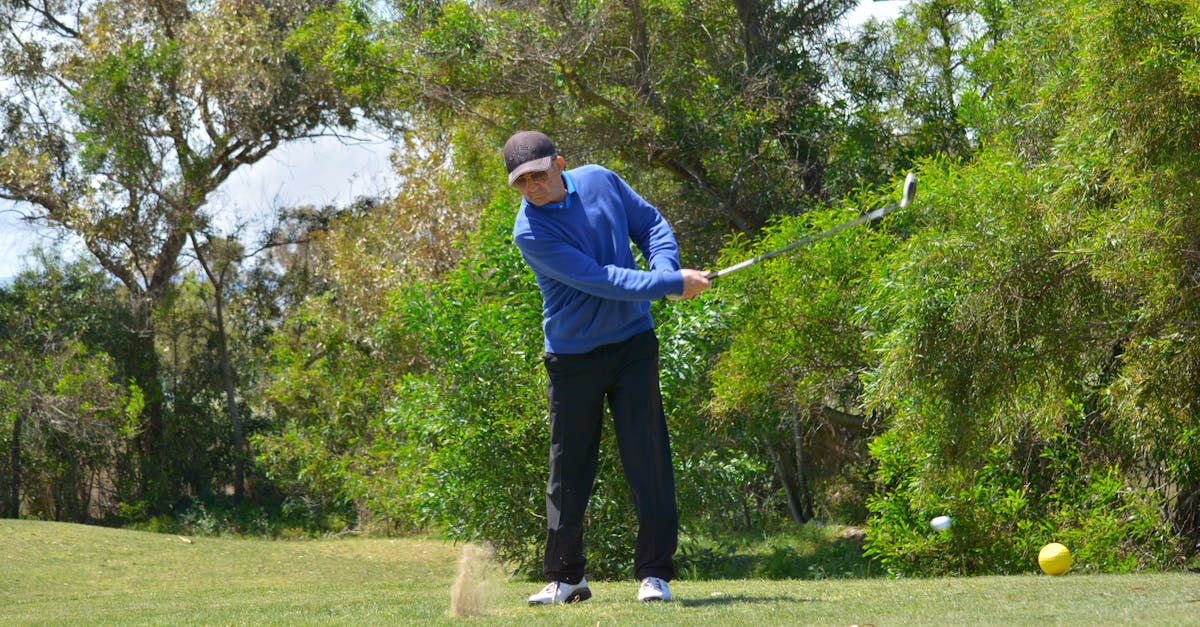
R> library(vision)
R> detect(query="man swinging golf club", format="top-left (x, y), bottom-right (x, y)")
top-left (505, 130), bottom-right (711, 605)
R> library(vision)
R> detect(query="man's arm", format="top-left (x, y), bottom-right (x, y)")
top-left (516, 231), bottom-right (684, 301)
top-left (612, 171), bottom-right (711, 299)
top-left (610, 171), bottom-right (682, 273)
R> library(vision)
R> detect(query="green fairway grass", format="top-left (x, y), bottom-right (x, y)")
top-left (1, 519), bottom-right (1196, 625)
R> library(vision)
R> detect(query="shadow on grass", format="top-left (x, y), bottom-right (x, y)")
top-left (678, 594), bottom-right (821, 608)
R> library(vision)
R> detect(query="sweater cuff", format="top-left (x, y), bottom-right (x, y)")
top-left (660, 269), bottom-right (684, 298)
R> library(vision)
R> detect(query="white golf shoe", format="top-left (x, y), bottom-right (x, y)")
top-left (637, 576), bottom-right (671, 602)
top-left (528, 578), bottom-right (592, 605)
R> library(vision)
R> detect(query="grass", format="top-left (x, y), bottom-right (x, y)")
top-left (2, 519), bottom-right (1198, 625)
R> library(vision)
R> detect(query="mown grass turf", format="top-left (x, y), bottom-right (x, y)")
top-left (2, 520), bottom-right (1197, 625)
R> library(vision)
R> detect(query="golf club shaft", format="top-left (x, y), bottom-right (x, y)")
top-left (708, 172), bottom-right (916, 280)
top-left (709, 202), bottom-right (896, 279)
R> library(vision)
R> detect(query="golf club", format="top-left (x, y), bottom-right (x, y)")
top-left (708, 171), bottom-right (917, 279)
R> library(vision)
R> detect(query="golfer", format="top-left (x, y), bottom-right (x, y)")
top-left (505, 131), bottom-right (710, 605)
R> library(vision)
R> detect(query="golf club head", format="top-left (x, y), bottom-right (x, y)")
top-left (900, 172), bottom-right (917, 208)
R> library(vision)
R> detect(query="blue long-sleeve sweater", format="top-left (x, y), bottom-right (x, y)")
top-left (513, 164), bottom-right (684, 354)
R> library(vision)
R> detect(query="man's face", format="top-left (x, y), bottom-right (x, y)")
top-left (513, 156), bottom-right (567, 206)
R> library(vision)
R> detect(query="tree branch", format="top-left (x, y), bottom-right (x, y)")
top-left (29, 0), bottom-right (81, 39)
top-left (820, 405), bottom-right (868, 430)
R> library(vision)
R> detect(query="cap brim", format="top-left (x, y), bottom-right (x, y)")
top-left (507, 156), bottom-right (554, 186)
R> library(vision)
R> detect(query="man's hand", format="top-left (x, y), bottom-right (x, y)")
top-left (678, 268), bottom-right (712, 300)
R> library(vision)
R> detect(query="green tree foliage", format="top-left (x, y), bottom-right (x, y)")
top-left (0, 255), bottom-right (142, 520)
top-left (0, 0), bottom-right (357, 510)
top-left (707, 187), bottom-right (903, 526)
top-left (254, 289), bottom-right (404, 531)
top-left (248, 202), bottom-right (427, 528)
top-left (307, 0), bottom-right (860, 244)
top-left (248, 125), bottom-right (487, 526)
top-left (252, 130), bottom-right (484, 532)
top-left (152, 269), bottom-right (272, 510)
top-left (860, 0), bottom-right (1200, 574)
top-left (381, 195), bottom-right (548, 571)
top-left (828, 0), bottom-right (1011, 192)
top-left (187, 233), bottom-right (251, 499)
top-left (6, 0), bottom-right (1200, 581)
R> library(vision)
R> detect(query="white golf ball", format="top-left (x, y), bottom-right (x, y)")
top-left (930, 515), bottom-right (952, 531)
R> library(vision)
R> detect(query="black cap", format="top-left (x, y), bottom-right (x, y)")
top-left (503, 131), bottom-right (556, 186)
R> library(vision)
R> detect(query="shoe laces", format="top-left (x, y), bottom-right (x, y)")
top-left (641, 577), bottom-right (667, 593)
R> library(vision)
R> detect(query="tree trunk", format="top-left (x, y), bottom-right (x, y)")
top-left (765, 440), bottom-right (804, 525)
top-left (790, 410), bottom-right (813, 522)
top-left (190, 233), bottom-right (247, 500)
top-left (1174, 481), bottom-right (1200, 548)
top-left (214, 293), bottom-right (247, 500)
top-left (6, 405), bottom-right (22, 517)
top-left (129, 300), bottom-right (170, 512)
top-left (765, 415), bottom-right (813, 527)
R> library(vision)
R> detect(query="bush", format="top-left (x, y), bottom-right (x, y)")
top-left (863, 425), bottom-right (1177, 577)
top-left (677, 525), bottom-right (876, 580)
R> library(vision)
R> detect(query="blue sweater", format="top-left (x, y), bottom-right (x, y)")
top-left (513, 164), bottom-right (684, 354)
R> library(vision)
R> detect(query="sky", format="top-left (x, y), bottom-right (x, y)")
top-left (0, 0), bottom-right (908, 283)
top-left (846, 0), bottom-right (908, 27)
top-left (0, 132), bottom-right (400, 282)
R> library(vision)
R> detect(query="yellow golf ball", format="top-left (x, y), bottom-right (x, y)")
top-left (1038, 542), bottom-right (1072, 575)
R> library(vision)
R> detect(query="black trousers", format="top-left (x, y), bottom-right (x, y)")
top-left (541, 330), bottom-right (678, 584)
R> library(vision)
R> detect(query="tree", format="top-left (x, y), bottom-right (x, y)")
top-left (187, 231), bottom-right (250, 500)
top-left (859, 0), bottom-right (1200, 574)
top-left (309, 0), bottom-right (858, 246)
top-left (0, 256), bottom-right (141, 521)
top-left (706, 189), bottom-right (898, 525)
top-left (251, 126), bottom-right (487, 531)
top-left (828, 0), bottom-right (1011, 192)
top-left (0, 0), bottom-right (357, 510)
